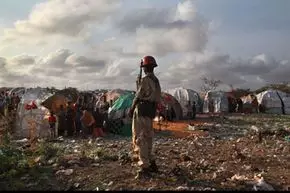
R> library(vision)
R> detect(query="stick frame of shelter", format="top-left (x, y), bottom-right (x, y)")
top-left (25, 110), bottom-right (46, 148)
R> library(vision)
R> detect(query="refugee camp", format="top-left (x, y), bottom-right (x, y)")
top-left (0, 0), bottom-right (289, 191)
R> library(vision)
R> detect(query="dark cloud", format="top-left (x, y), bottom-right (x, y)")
top-left (161, 52), bottom-right (290, 91)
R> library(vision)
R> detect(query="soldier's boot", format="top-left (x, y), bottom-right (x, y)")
top-left (149, 160), bottom-right (159, 173)
top-left (135, 168), bottom-right (152, 180)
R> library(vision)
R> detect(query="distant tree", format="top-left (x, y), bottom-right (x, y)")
top-left (255, 82), bottom-right (290, 94)
top-left (233, 88), bottom-right (252, 98)
top-left (200, 76), bottom-right (222, 93)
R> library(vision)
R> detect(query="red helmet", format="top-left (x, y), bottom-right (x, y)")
top-left (141, 56), bottom-right (157, 68)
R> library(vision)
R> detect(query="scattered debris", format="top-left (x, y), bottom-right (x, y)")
top-left (230, 174), bottom-right (249, 181)
top-left (15, 138), bottom-right (29, 143)
top-left (176, 186), bottom-right (190, 191)
top-left (56, 169), bottom-right (74, 176)
top-left (1, 114), bottom-right (290, 191)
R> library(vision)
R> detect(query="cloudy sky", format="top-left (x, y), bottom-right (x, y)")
top-left (0, 0), bottom-right (289, 91)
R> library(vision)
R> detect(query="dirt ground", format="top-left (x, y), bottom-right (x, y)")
top-left (1, 113), bottom-right (290, 191)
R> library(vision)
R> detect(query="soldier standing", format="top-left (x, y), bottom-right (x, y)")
top-left (129, 56), bottom-right (161, 179)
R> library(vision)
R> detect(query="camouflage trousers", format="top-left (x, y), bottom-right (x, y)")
top-left (132, 108), bottom-right (154, 169)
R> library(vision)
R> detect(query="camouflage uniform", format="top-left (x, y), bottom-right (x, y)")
top-left (132, 72), bottom-right (161, 169)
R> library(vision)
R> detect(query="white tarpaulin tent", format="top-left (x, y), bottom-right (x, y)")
top-left (203, 91), bottom-right (229, 113)
top-left (8, 87), bottom-right (25, 97)
top-left (282, 94), bottom-right (290, 115)
top-left (256, 89), bottom-right (290, 114)
top-left (166, 87), bottom-right (202, 116)
top-left (15, 87), bottom-right (53, 138)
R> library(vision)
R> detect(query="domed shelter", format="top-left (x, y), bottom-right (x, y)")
top-left (203, 91), bottom-right (229, 113)
top-left (158, 92), bottom-right (183, 120)
top-left (255, 89), bottom-right (289, 114)
top-left (8, 87), bottom-right (26, 97)
top-left (166, 87), bottom-right (202, 116)
top-left (15, 87), bottom-right (53, 139)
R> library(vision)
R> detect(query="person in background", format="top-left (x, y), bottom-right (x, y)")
top-left (252, 96), bottom-right (259, 113)
top-left (209, 99), bottom-right (214, 113)
top-left (93, 106), bottom-right (104, 132)
top-left (186, 101), bottom-right (193, 119)
top-left (97, 95), bottom-right (109, 114)
top-left (237, 98), bottom-right (243, 113)
top-left (75, 105), bottom-right (83, 137)
top-left (192, 101), bottom-right (197, 119)
top-left (80, 108), bottom-right (96, 138)
top-left (3, 92), bottom-right (11, 117)
top-left (57, 105), bottom-right (66, 136)
top-left (87, 96), bottom-right (95, 113)
top-left (228, 97), bottom-right (233, 113)
top-left (170, 107), bottom-right (176, 121)
top-left (15, 94), bottom-right (20, 109)
top-left (65, 101), bottom-right (75, 137)
top-left (11, 93), bottom-right (17, 110)
top-left (99, 95), bottom-right (110, 132)
top-left (48, 111), bottom-right (57, 139)
top-left (7, 93), bottom-right (14, 113)
top-left (0, 92), bottom-right (4, 116)
top-left (165, 104), bottom-right (171, 121)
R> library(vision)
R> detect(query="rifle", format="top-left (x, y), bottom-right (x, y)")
top-left (136, 60), bottom-right (143, 90)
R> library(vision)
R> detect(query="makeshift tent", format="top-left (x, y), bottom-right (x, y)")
top-left (8, 87), bottom-right (26, 97)
top-left (41, 88), bottom-right (79, 114)
top-left (105, 118), bottom-right (132, 137)
top-left (240, 94), bottom-right (258, 113)
top-left (104, 93), bottom-right (134, 137)
top-left (256, 89), bottom-right (290, 114)
top-left (15, 87), bottom-right (53, 138)
top-left (282, 94), bottom-right (290, 115)
top-left (104, 89), bottom-right (133, 103)
top-left (203, 91), bottom-right (229, 113)
top-left (106, 92), bottom-right (183, 135)
top-left (41, 95), bottom-right (68, 114)
top-left (158, 92), bottom-right (183, 120)
top-left (108, 93), bottom-right (134, 120)
top-left (166, 87), bottom-right (202, 116)
top-left (55, 88), bottom-right (79, 103)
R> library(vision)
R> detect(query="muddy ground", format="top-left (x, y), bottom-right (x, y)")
top-left (0, 113), bottom-right (290, 191)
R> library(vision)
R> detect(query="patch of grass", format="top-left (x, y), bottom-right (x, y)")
top-left (0, 144), bottom-right (31, 190)
top-left (34, 142), bottom-right (60, 160)
top-left (0, 145), bottom-right (29, 175)
top-left (85, 147), bottom-right (118, 161)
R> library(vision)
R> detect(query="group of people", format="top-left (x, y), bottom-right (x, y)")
top-left (0, 56), bottom-right (170, 181)
top-left (186, 101), bottom-right (197, 119)
top-left (0, 91), bottom-right (21, 117)
top-left (47, 94), bottom-right (112, 139)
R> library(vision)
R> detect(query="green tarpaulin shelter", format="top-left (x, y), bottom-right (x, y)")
top-left (107, 93), bottom-right (135, 137)
top-left (109, 93), bottom-right (135, 120)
